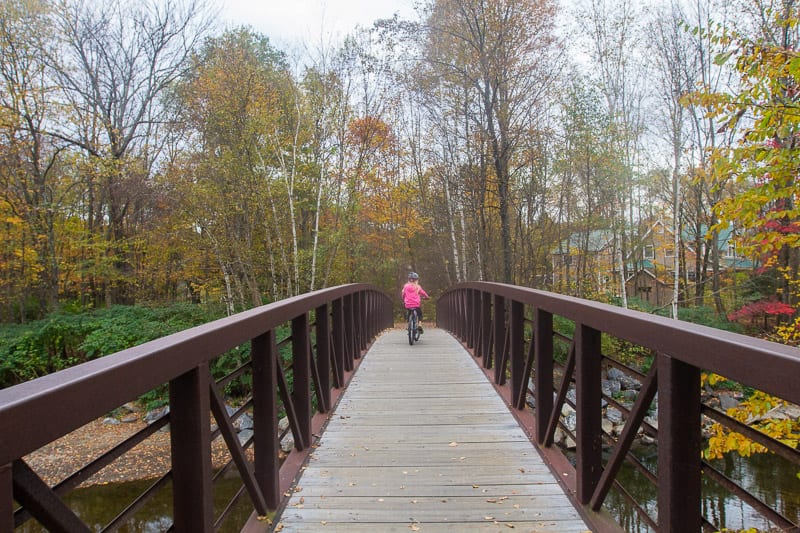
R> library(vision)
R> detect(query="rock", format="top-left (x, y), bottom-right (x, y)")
top-left (564, 412), bottom-right (577, 433)
top-left (566, 388), bottom-right (577, 405)
top-left (144, 406), bottom-right (169, 424)
top-left (122, 402), bottom-right (140, 413)
top-left (238, 429), bottom-right (254, 446)
top-left (102, 417), bottom-right (120, 425)
top-left (640, 435), bottom-right (657, 445)
top-left (606, 407), bottom-right (624, 425)
top-left (278, 416), bottom-right (295, 452)
top-left (620, 390), bottom-right (638, 402)
top-left (121, 415), bottom-right (138, 423)
top-left (619, 375), bottom-right (641, 391)
top-left (602, 419), bottom-right (614, 435)
top-left (561, 403), bottom-right (575, 417)
top-left (554, 428), bottom-right (575, 449)
top-left (607, 368), bottom-right (625, 381)
top-left (281, 433), bottom-right (295, 453)
top-left (236, 413), bottom-right (254, 431)
top-left (602, 379), bottom-right (621, 396)
top-left (719, 394), bottom-right (740, 411)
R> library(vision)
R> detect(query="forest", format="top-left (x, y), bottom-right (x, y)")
top-left (0, 0), bottom-right (798, 350)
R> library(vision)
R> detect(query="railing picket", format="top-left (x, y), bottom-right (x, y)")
top-left (658, 354), bottom-right (701, 532)
top-left (1, 462), bottom-right (10, 532)
top-left (209, 379), bottom-right (268, 515)
top-left (275, 354), bottom-right (305, 451)
top-left (545, 342), bottom-right (575, 447)
top-left (253, 330), bottom-right (282, 509)
top-left (591, 364), bottom-right (658, 511)
top-left (533, 309), bottom-right (554, 444)
top-left (169, 364), bottom-right (213, 532)
top-left (575, 324), bottom-right (602, 505)
top-left (480, 292), bottom-right (492, 364)
top-left (492, 295), bottom-right (505, 382)
top-left (316, 303), bottom-right (331, 413)
top-left (470, 289), bottom-right (480, 349)
top-left (332, 298), bottom-right (346, 386)
top-left (12, 460), bottom-right (90, 533)
top-left (343, 294), bottom-right (355, 370)
top-left (510, 300), bottom-right (525, 407)
top-left (291, 313), bottom-right (312, 450)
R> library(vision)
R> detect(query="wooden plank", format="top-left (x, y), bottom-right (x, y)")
top-left (275, 328), bottom-right (588, 532)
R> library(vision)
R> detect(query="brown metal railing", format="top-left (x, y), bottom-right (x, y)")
top-left (437, 282), bottom-right (800, 533)
top-left (1, 284), bottom-right (392, 532)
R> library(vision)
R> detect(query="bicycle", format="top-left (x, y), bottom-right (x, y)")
top-left (407, 308), bottom-right (421, 345)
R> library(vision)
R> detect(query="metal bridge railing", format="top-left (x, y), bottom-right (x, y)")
top-left (437, 282), bottom-right (800, 533)
top-left (1, 284), bottom-right (392, 532)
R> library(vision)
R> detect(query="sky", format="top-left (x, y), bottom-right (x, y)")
top-left (217, 0), bottom-right (418, 47)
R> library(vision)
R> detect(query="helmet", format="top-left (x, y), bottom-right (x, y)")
top-left (408, 271), bottom-right (419, 280)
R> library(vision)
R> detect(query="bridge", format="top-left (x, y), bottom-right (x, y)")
top-left (1, 283), bottom-right (799, 532)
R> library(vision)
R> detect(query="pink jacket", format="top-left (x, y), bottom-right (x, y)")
top-left (402, 282), bottom-right (429, 309)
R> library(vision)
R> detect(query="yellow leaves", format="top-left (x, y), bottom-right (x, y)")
top-left (704, 390), bottom-right (800, 461)
top-left (701, 372), bottom-right (726, 388)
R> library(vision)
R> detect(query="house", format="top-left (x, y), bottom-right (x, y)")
top-left (550, 229), bottom-right (618, 295)
top-left (551, 220), bottom-right (756, 302)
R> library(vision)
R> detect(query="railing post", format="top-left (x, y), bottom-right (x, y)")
top-left (292, 313), bottom-right (312, 449)
top-left (359, 291), bottom-right (367, 351)
top-left (169, 364), bottom-right (213, 532)
top-left (1, 463), bottom-right (10, 532)
top-left (534, 308), bottom-right (554, 445)
top-left (343, 294), bottom-right (354, 371)
top-left (469, 289), bottom-right (480, 349)
top-left (353, 291), bottom-right (362, 352)
top-left (658, 354), bottom-right (701, 532)
top-left (575, 324), bottom-right (602, 505)
top-left (510, 300), bottom-right (525, 407)
top-left (252, 330), bottom-right (280, 509)
top-left (480, 292), bottom-right (492, 366)
top-left (492, 295), bottom-right (505, 377)
top-left (332, 298), bottom-right (345, 386)
top-left (460, 290), bottom-right (468, 340)
top-left (316, 303), bottom-right (331, 413)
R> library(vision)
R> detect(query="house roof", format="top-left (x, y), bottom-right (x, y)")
top-left (552, 230), bottom-right (615, 254)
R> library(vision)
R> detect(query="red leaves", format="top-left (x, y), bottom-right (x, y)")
top-left (728, 298), bottom-right (797, 321)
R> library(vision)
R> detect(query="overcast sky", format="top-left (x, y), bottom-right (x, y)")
top-left (217, 0), bottom-right (418, 47)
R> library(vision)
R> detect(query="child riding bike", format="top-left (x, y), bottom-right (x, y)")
top-left (402, 272), bottom-right (429, 334)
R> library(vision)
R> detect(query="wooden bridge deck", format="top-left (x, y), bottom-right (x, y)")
top-left (275, 328), bottom-right (590, 532)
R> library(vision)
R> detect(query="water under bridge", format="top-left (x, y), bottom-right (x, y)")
top-left (1, 283), bottom-right (799, 532)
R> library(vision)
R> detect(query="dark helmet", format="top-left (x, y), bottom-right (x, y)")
top-left (408, 271), bottom-right (419, 280)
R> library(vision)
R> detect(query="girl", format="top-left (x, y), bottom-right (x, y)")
top-left (401, 272), bottom-right (429, 333)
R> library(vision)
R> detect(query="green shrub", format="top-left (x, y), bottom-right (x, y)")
top-left (0, 303), bottom-right (226, 389)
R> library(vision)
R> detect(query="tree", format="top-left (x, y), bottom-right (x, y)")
top-left (0, 0), bottom-right (65, 319)
top-left (173, 28), bottom-right (294, 308)
top-left (648, 1), bottom-right (695, 317)
top-left (419, 0), bottom-right (560, 283)
top-left (47, 0), bottom-right (213, 306)
top-left (703, 8), bottom-right (800, 313)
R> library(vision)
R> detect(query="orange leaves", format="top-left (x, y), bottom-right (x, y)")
top-left (347, 115), bottom-right (397, 159)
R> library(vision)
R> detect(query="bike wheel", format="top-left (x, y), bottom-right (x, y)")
top-left (408, 313), bottom-right (416, 345)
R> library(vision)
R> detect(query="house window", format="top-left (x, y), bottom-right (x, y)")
top-left (644, 245), bottom-right (655, 259)
top-left (726, 243), bottom-right (736, 258)
top-left (665, 247), bottom-right (674, 258)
